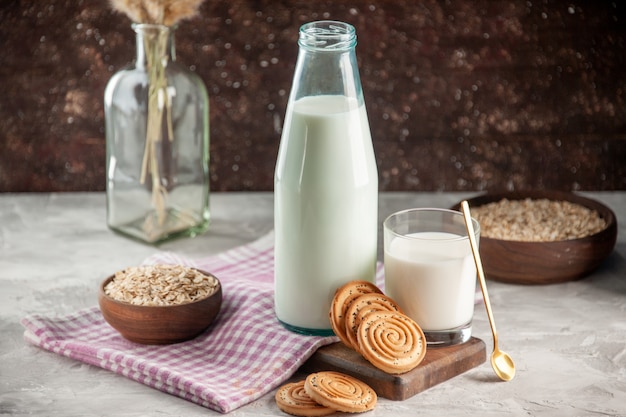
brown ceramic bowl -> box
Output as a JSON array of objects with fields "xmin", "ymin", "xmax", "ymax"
[
  {"xmin": 98, "ymin": 269, "xmax": 222, "ymax": 344},
  {"xmin": 451, "ymin": 191, "xmax": 617, "ymax": 285}
]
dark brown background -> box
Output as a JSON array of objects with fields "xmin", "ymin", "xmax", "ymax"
[{"xmin": 1, "ymin": 0, "xmax": 625, "ymax": 193}]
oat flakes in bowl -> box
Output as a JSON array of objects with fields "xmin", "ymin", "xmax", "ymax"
[
  {"xmin": 99, "ymin": 264, "xmax": 222, "ymax": 344},
  {"xmin": 451, "ymin": 191, "xmax": 617, "ymax": 284}
]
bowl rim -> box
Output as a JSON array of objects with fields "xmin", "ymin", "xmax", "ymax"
[
  {"xmin": 452, "ymin": 190, "xmax": 617, "ymax": 244},
  {"xmin": 99, "ymin": 268, "xmax": 222, "ymax": 310}
]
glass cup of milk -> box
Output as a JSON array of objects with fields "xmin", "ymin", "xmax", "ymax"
[{"xmin": 383, "ymin": 208, "xmax": 480, "ymax": 346}]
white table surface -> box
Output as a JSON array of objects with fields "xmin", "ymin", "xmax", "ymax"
[{"xmin": 1, "ymin": 191, "xmax": 625, "ymax": 417}]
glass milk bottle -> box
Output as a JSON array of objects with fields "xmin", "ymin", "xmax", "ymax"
[{"xmin": 274, "ymin": 21, "xmax": 378, "ymax": 335}]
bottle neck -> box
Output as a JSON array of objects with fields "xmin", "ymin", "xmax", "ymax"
[
  {"xmin": 291, "ymin": 21, "xmax": 362, "ymax": 103},
  {"xmin": 298, "ymin": 21, "xmax": 357, "ymax": 51},
  {"xmin": 133, "ymin": 24, "xmax": 176, "ymax": 70}
]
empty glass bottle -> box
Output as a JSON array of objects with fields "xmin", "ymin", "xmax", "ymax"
[{"xmin": 105, "ymin": 24, "xmax": 210, "ymax": 244}]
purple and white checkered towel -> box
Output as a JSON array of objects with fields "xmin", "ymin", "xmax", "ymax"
[{"xmin": 21, "ymin": 232, "xmax": 385, "ymax": 413}]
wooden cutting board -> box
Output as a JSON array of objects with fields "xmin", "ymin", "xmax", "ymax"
[{"xmin": 301, "ymin": 337, "xmax": 486, "ymax": 401}]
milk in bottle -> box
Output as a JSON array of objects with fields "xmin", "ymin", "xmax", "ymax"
[{"xmin": 274, "ymin": 21, "xmax": 378, "ymax": 335}]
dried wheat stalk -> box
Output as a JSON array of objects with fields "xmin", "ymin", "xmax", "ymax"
[{"xmin": 110, "ymin": 0, "xmax": 205, "ymax": 26}]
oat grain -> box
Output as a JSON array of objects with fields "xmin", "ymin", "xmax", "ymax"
[
  {"xmin": 104, "ymin": 264, "xmax": 218, "ymax": 306},
  {"xmin": 471, "ymin": 198, "xmax": 607, "ymax": 242}
]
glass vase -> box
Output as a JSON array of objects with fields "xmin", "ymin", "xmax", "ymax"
[{"xmin": 105, "ymin": 24, "xmax": 210, "ymax": 244}]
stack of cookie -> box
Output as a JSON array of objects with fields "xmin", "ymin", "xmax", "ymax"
[
  {"xmin": 275, "ymin": 281, "xmax": 427, "ymax": 416},
  {"xmin": 275, "ymin": 371, "xmax": 377, "ymax": 416},
  {"xmin": 330, "ymin": 280, "xmax": 427, "ymax": 374}
]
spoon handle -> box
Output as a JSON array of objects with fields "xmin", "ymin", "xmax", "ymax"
[{"xmin": 461, "ymin": 201, "xmax": 499, "ymax": 347}]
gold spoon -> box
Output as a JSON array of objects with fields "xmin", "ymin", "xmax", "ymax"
[{"xmin": 461, "ymin": 200, "xmax": 516, "ymax": 382}]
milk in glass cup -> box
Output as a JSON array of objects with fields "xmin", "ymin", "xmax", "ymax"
[{"xmin": 383, "ymin": 208, "xmax": 479, "ymax": 346}]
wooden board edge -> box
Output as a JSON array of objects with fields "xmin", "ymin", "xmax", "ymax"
[{"xmin": 301, "ymin": 337, "xmax": 487, "ymax": 401}]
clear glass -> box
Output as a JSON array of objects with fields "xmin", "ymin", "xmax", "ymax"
[
  {"xmin": 383, "ymin": 208, "xmax": 480, "ymax": 346},
  {"xmin": 274, "ymin": 21, "xmax": 378, "ymax": 335},
  {"xmin": 105, "ymin": 24, "xmax": 210, "ymax": 244}
]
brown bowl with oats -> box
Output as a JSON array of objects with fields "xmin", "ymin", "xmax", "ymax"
[
  {"xmin": 99, "ymin": 264, "xmax": 222, "ymax": 344},
  {"xmin": 451, "ymin": 191, "xmax": 617, "ymax": 285}
]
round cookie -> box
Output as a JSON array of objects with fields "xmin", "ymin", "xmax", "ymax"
[
  {"xmin": 275, "ymin": 380, "xmax": 335, "ymax": 417},
  {"xmin": 304, "ymin": 371, "xmax": 377, "ymax": 413},
  {"xmin": 344, "ymin": 293, "xmax": 403, "ymax": 352},
  {"xmin": 357, "ymin": 311, "xmax": 427, "ymax": 374},
  {"xmin": 329, "ymin": 280, "xmax": 382, "ymax": 348}
]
